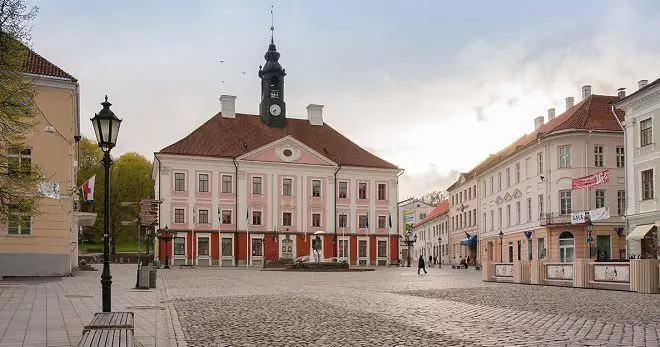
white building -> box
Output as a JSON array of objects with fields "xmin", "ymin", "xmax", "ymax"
[
  {"xmin": 409, "ymin": 200, "xmax": 449, "ymax": 264},
  {"xmin": 397, "ymin": 198, "xmax": 434, "ymax": 261}
]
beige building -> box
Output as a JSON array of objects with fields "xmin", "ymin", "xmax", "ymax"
[
  {"xmin": 0, "ymin": 47, "xmax": 82, "ymax": 276},
  {"xmin": 447, "ymin": 172, "xmax": 480, "ymax": 264}
]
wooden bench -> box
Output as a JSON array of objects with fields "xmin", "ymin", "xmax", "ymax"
[{"xmin": 78, "ymin": 312, "xmax": 134, "ymax": 347}]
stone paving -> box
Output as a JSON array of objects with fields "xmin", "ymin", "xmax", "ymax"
[{"xmin": 161, "ymin": 266, "xmax": 660, "ymax": 347}]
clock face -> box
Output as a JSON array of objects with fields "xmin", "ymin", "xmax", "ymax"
[{"xmin": 269, "ymin": 104, "xmax": 282, "ymax": 116}]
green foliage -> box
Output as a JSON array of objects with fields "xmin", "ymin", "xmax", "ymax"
[
  {"xmin": 420, "ymin": 190, "xmax": 449, "ymax": 206},
  {"xmin": 0, "ymin": 0, "xmax": 42, "ymax": 223}
]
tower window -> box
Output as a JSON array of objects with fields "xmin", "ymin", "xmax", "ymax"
[{"xmin": 271, "ymin": 89, "xmax": 279, "ymax": 99}]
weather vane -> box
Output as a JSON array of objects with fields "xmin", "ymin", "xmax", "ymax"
[{"xmin": 270, "ymin": 4, "xmax": 275, "ymax": 43}]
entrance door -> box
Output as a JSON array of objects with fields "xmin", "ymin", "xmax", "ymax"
[
  {"xmin": 596, "ymin": 235, "xmax": 611, "ymax": 260},
  {"xmin": 197, "ymin": 237, "xmax": 210, "ymax": 266},
  {"xmin": 281, "ymin": 236, "xmax": 293, "ymax": 259},
  {"xmin": 558, "ymin": 231, "xmax": 575, "ymax": 262},
  {"xmin": 358, "ymin": 240, "xmax": 368, "ymax": 266}
]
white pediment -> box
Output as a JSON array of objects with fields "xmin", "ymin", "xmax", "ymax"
[{"xmin": 238, "ymin": 136, "xmax": 336, "ymax": 167}]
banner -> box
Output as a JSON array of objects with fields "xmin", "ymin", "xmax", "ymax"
[
  {"xmin": 571, "ymin": 206, "xmax": 611, "ymax": 224},
  {"xmin": 403, "ymin": 209, "xmax": 415, "ymax": 223},
  {"xmin": 572, "ymin": 170, "xmax": 609, "ymax": 190}
]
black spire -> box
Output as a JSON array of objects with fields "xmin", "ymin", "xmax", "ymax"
[{"xmin": 258, "ymin": 4, "xmax": 286, "ymax": 127}]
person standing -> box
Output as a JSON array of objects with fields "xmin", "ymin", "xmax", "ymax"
[{"xmin": 418, "ymin": 255, "xmax": 427, "ymax": 274}]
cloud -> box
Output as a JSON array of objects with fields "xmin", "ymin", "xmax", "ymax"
[
  {"xmin": 399, "ymin": 165, "xmax": 460, "ymax": 200},
  {"xmin": 474, "ymin": 106, "xmax": 486, "ymax": 122}
]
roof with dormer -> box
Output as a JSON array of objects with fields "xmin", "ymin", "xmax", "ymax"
[{"xmin": 157, "ymin": 113, "xmax": 399, "ymax": 170}]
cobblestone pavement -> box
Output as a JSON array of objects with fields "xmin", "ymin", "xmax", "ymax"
[{"xmin": 161, "ymin": 267, "xmax": 660, "ymax": 347}]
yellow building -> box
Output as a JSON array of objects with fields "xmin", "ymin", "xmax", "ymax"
[{"xmin": 0, "ymin": 47, "xmax": 84, "ymax": 276}]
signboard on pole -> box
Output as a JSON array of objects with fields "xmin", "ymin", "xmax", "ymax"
[
  {"xmin": 139, "ymin": 199, "xmax": 161, "ymax": 227},
  {"xmin": 571, "ymin": 170, "xmax": 609, "ymax": 190},
  {"xmin": 571, "ymin": 206, "xmax": 611, "ymax": 224}
]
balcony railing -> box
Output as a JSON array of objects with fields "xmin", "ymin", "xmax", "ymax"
[{"xmin": 539, "ymin": 212, "xmax": 573, "ymax": 226}]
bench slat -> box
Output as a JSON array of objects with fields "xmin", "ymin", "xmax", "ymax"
[
  {"xmin": 78, "ymin": 329, "xmax": 134, "ymax": 347},
  {"xmin": 84, "ymin": 312, "xmax": 134, "ymax": 330}
]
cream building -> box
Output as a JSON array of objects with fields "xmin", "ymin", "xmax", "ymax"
[
  {"xmin": 397, "ymin": 198, "xmax": 434, "ymax": 261},
  {"xmin": 479, "ymin": 86, "xmax": 626, "ymax": 264},
  {"xmin": 409, "ymin": 200, "xmax": 449, "ymax": 264},
  {"xmin": 615, "ymin": 78, "xmax": 660, "ymax": 259},
  {"xmin": 0, "ymin": 47, "xmax": 83, "ymax": 276},
  {"xmin": 447, "ymin": 173, "xmax": 480, "ymax": 264}
]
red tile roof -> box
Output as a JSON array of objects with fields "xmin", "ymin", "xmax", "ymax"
[
  {"xmin": 23, "ymin": 46, "xmax": 76, "ymax": 81},
  {"xmin": 158, "ymin": 113, "xmax": 399, "ymax": 169},
  {"xmin": 413, "ymin": 200, "xmax": 449, "ymax": 228},
  {"xmin": 450, "ymin": 94, "xmax": 624, "ymax": 182}
]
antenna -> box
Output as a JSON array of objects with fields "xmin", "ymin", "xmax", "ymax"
[{"xmin": 270, "ymin": 4, "xmax": 275, "ymax": 43}]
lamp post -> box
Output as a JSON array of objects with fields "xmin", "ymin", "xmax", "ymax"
[
  {"xmin": 158, "ymin": 226, "xmax": 176, "ymax": 269},
  {"xmin": 398, "ymin": 233, "xmax": 417, "ymax": 267},
  {"xmin": 586, "ymin": 213, "xmax": 593, "ymax": 259},
  {"xmin": 438, "ymin": 236, "xmax": 442, "ymax": 268},
  {"xmin": 498, "ymin": 230, "xmax": 504, "ymax": 263},
  {"xmin": 90, "ymin": 96, "xmax": 122, "ymax": 313}
]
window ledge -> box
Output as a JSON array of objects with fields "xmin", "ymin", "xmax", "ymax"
[{"xmin": 4, "ymin": 233, "xmax": 32, "ymax": 237}]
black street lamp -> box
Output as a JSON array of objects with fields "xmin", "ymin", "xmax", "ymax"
[
  {"xmin": 90, "ymin": 96, "xmax": 122, "ymax": 313},
  {"xmin": 398, "ymin": 233, "xmax": 417, "ymax": 267},
  {"xmin": 585, "ymin": 213, "xmax": 593, "ymax": 259},
  {"xmin": 158, "ymin": 226, "xmax": 176, "ymax": 269},
  {"xmin": 498, "ymin": 230, "xmax": 504, "ymax": 263},
  {"xmin": 437, "ymin": 236, "xmax": 442, "ymax": 268}
]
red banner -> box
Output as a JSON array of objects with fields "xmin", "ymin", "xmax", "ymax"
[{"xmin": 572, "ymin": 170, "xmax": 609, "ymax": 190}]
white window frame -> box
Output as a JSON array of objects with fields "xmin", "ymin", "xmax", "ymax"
[
  {"xmin": 221, "ymin": 174, "xmax": 233, "ymax": 194},
  {"xmin": 282, "ymin": 178, "xmax": 293, "ymax": 196},
  {"xmin": 6, "ymin": 207, "xmax": 31, "ymax": 235},
  {"xmin": 221, "ymin": 209, "xmax": 232, "ymax": 225},
  {"xmin": 252, "ymin": 176, "xmax": 263, "ymax": 195},
  {"xmin": 594, "ymin": 145, "xmax": 604, "ymax": 167},
  {"xmin": 558, "ymin": 145, "xmax": 572, "ymax": 168},
  {"xmin": 616, "ymin": 146, "xmax": 625, "ymax": 168},
  {"xmin": 559, "ymin": 190, "xmax": 572, "ymax": 215},
  {"xmin": 537, "ymin": 152, "xmax": 544, "ymax": 174},
  {"xmin": 311, "ymin": 179, "xmax": 322, "ymax": 198},
  {"xmin": 198, "ymin": 173, "xmax": 210, "ymax": 193},
  {"xmin": 595, "ymin": 190, "xmax": 606, "ymax": 209},
  {"xmin": 174, "ymin": 172, "xmax": 186, "ymax": 192}
]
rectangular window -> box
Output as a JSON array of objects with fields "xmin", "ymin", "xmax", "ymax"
[
  {"xmin": 516, "ymin": 202, "xmax": 521, "ymax": 225},
  {"xmin": 312, "ymin": 213, "xmax": 321, "ymax": 227},
  {"xmin": 641, "ymin": 118, "xmax": 652, "ymax": 146},
  {"xmin": 472, "ymin": 209, "xmax": 476, "ymax": 225},
  {"xmin": 537, "ymin": 152, "xmax": 544, "ymax": 174},
  {"xmin": 537, "ymin": 238, "xmax": 545, "ymax": 259},
  {"xmin": 538, "ymin": 194, "xmax": 544, "ymax": 217},
  {"xmin": 527, "ymin": 239, "xmax": 533, "ymax": 261},
  {"xmin": 468, "ymin": 187, "xmax": 472, "ymax": 200},
  {"xmin": 617, "ymin": 190, "xmax": 626, "ymax": 215},
  {"xmin": 358, "ymin": 182, "xmax": 367, "ymax": 199},
  {"xmin": 198, "ymin": 174, "xmax": 209, "ymax": 192},
  {"xmin": 251, "ymin": 239, "xmax": 263, "ymax": 256},
  {"xmin": 359, "ymin": 240, "xmax": 367, "ymax": 257},
  {"xmin": 252, "ymin": 211, "xmax": 262, "ymax": 225},
  {"xmin": 222, "ymin": 175, "xmax": 232, "ymax": 193},
  {"xmin": 198, "ymin": 238, "xmax": 209, "ymax": 256},
  {"xmin": 338, "ymin": 214, "xmax": 347, "ymax": 228},
  {"xmin": 506, "ymin": 168, "xmax": 511, "ymax": 187},
  {"xmin": 252, "ymin": 177, "xmax": 262, "ymax": 195},
  {"xmin": 559, "ymin": 190, "xmax": 572, "ymax": 215},
  {"xmin": 198, "ymin": 209, "xmax": 209, "ymax": 224},
  {"xmin": 642, "ymin": 169, "xmax": 654, "ymax": 200},
  {"xmin": 482, "ymin": 181, "xmax": 486, "ymax": 197},
  {"xmin": 527, "ymin": 198, "xmax": 532, "ymax": 222},
  {"xmin": 482, "ymin": 213, "xmax": 486, "ymax": 232},
  {"xmin": 221, "ymin": 238, "xmax": 232, "ymax": 256},
  {"xmin": 283, "ymin": 178, "xmax": 293, "ymax": 196},
  {"xmin": 594, "ymin": 145, "xmax": 604, "ymax": 167},
  {"xmin": 338, "ymin": 239, "xmax": 349, "ymax": 258},
  {"xmin": 498, "ymin": 172, "xmax": 502, "ymax": 191},
  {"xmin": 517, "ymin": 240, "xmax": 522, "ymax": 261},
  {"xmin": 7, "ymin": 206, "xmax": 30, "ymax": 235},
  {"xmin": 595, "ymin": 190, "xmax": 606, "ymax": 209},
  {"xmin": 514, "ymin": 163, "xmax": 520, "ymax": 184},
  {"xmin": 358, "ymin": 215, "xmax": 367, "ymax": 228},
  {"xmin": 506, "ymin": 205, "xmax": 511, "ymax": 227},
  {"xmin": 508, "ymin": 242, "xmax": 514, "ymax": 263},
  {"xmin": 312, "ymin": 180, "xmax": 321, "ymax": 197},
  {"xmin": 490, "ymin": 210, "xmax": 494, "ymax": 230},
  {"xmin": 378, "ymin": 216, "xmax": 386, "ymax": 228},
  {"xmin": 221, "ymin": 210, "xmax": 232, "ymax": 224},
  {"xmin": 616, "ymin": 147, "xmax": 625, "ymax": 168},
  {"xmin": 490, "ymin": 176, "xmax": 494, "ymax": 194},
  {"xmin": 377, "ymin": 183, "xmax": 386, "ymax": 200},
  {"xmin": 174, "ymin": 238, "xmax": 185, "ymax": 255},
  {"xmin": 558, "ymin": 145, "xmax": 572, "ymax": 168},
  {"xmin": 7, "ymin": 148, "xmax": 31, "ymax": 177},
  {"xmin": 377, "ymin": 240, "xmax": 387, "ymax": 257},
  {"xmin": 282, "ymin": 212, "xmax": 292, "ymax": 226},
  {"xmin": 174, "ymin": 208, "xmax": 185, "ymax": 224},
  {"xmin": 498, "ymin": 207, "xmax": 502, "ymax": 228},
  {"xmin": 338, "ymin": 181, "xmax": 347, "ymax": 198},
  {"xmin": 175, "ymin": 173, "xmax": 185, "ymax": 191}
]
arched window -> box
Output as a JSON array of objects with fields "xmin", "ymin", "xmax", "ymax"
[{"xmin": 558, "ymin": 231, "xmax": 575, "ymax": 262}]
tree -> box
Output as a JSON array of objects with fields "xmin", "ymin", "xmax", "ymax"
[
  {"xmin": 0, "ymin": 0, "xmax": 42, "ymax": 223},
  {"xmin": 420, "ymin": 190, "xmax": 449, "ymax": 206}
]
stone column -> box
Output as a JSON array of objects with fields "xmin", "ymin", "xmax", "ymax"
[
  {"xmin": 573, "ymin": 259, "xmax": 592, "ymax": 288},
  {"xmin": 530, "ymin": 260, "xmax": 544, "ymax": 285},
  {"xmin": 630, "ymin": 259, "xmax": 660, "ymax": 294},
  {"xmin": 482, "ymin": 260, "xmax": 494, "ymax": 282}
]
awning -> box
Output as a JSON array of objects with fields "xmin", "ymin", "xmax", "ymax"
[
  {"xmin": 627, "ymin": 224, "xmax": 655, "ymax": 240},
  {"xmin": 460, "ymin": 235, "xmax": 477, "ymax": 246}
]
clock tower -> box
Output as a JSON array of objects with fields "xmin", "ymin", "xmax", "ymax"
[{"xmin": 258, "ymin": 37, "xmax": 287, "ymax": 127}]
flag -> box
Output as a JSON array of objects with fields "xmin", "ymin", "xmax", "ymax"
[
  {"xmin": 80, "ymin": 175, "xmax": 95, "ymax": 202},
  {"xmin": 388, "ymin": 213, "xmax": 392, "ymax": 229},
  {"xmin": 365, "ymin": 210, "xmax": 369, "ymax": 228},
  {"xmin": 246, "ymin": 209, "xmax": 250, "ymax": 224}
]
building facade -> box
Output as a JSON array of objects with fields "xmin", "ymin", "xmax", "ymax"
[
  {"xmin": 615, "ymin": 78, "xmax": 660, "ymax": 259},
  {"xmin": 479, "ymin": 86, "xmax": 626, "ymax": 264},
  {"xmin": 0, "ymin": 46, "xmax": 82, "ymax": 276},
  {"xmin": 409, "ymin": 200, "xmax": 449, "ymax": 264},
  {"xmin": 397, "ymin": 198, "xmax": 434, "ymax": 261},
  {"xmin": 447, "ymin": 173, "xmax": 480, "ymax": 264},
  {"xmin": 154, "ymin": 38, "xmax": 400, "ymax": 267}
]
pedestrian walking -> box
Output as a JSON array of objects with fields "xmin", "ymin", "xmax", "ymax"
[
  {"xmin": 418, "ymin": 255, "xmax": 427, "ymax": 274},
  {"xmin": 428, "ymin": 255, "xmax": 433, "ymax": 266}
]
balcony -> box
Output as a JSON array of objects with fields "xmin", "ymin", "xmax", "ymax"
[{"xmin": 539, "ymin": 212, "xmax": 573, "ymax": 226}]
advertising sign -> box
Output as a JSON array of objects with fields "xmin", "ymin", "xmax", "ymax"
[
  {"xmin": 571, "ymin": 170, "xmax": 609, "ymax": 190},
  {"xmin": 570, "ymin": 206, "xmax": 611, "ymax": 224},
  {"xmin": 403, "ymin": 209, "xmax": 415, "ymax": 223}
]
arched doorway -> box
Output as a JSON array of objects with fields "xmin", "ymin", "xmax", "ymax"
[
  {"xmin": 281, "ymin": 235, "xmax": 293, "ymax": 259},
  {"xmin": 558, "ymin": 231, "xmax": 575, "ymax": 262}
]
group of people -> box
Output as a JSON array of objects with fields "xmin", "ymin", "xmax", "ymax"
[{"xmin": 417, "ymin": 255, "xmax": 471, "ymax": 274}]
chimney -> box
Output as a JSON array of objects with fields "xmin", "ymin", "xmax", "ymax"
[
  {"xmin": 306, "ymin": 104, "xmax": 324, "ymax": 126},
  {"xmin": 617, "ymin": 88, "xmax": 626, "ymax": 99},
  {"xmin": 547, "ymin": 108, "xmax": 555, "ymax": 122},
  {"xmin": 565, "ymin": 96, "xmax": 574, "ymax": 110},
  {"xmin": 638, "ymin": 79, "xmax": 648, "ymax": 90},
  {"xmin": 534, "ymin": 116, "xmax": 544, "ymax": 130},
  {"xmin": 220, "ymin": 95, "xmax": 236, "ymax": 118},
  {"xmin": 581, "ymin": 85, "xmax": 592, "ymax": 99}
]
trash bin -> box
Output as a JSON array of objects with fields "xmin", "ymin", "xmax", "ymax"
[{"xmin": 149, "ymin": 266, "xmax": 157, "ymax": 288}]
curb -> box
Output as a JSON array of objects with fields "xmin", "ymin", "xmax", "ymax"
[{"xmin": 158, "ymin": 271, "xmax": 187, "ymax": 347}]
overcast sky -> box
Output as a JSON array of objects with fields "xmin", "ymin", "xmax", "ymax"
[{"xmin": 30, "ymin": 0, "xmax": 660, "ymax": 199}]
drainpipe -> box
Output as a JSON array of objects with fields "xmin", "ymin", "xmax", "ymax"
[
  {"xmin": 396, "ymin": 169, "xmax": 405, "ymax": 263},
  {"xmin": 333, "ymin": 165, "xmax": 342, "ymax": 258},
  {"xmin": 233, "ymin": 157, "xmax": 239, "ymax": 266},
  {"xmin": 612, "ymin": 105, "xmax": 629, "ymax": 258}
]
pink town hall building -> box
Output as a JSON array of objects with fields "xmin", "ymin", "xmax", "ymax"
[{"xmin": 153, "ymin": 38, "xmax": 401, "ymax": 267}]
